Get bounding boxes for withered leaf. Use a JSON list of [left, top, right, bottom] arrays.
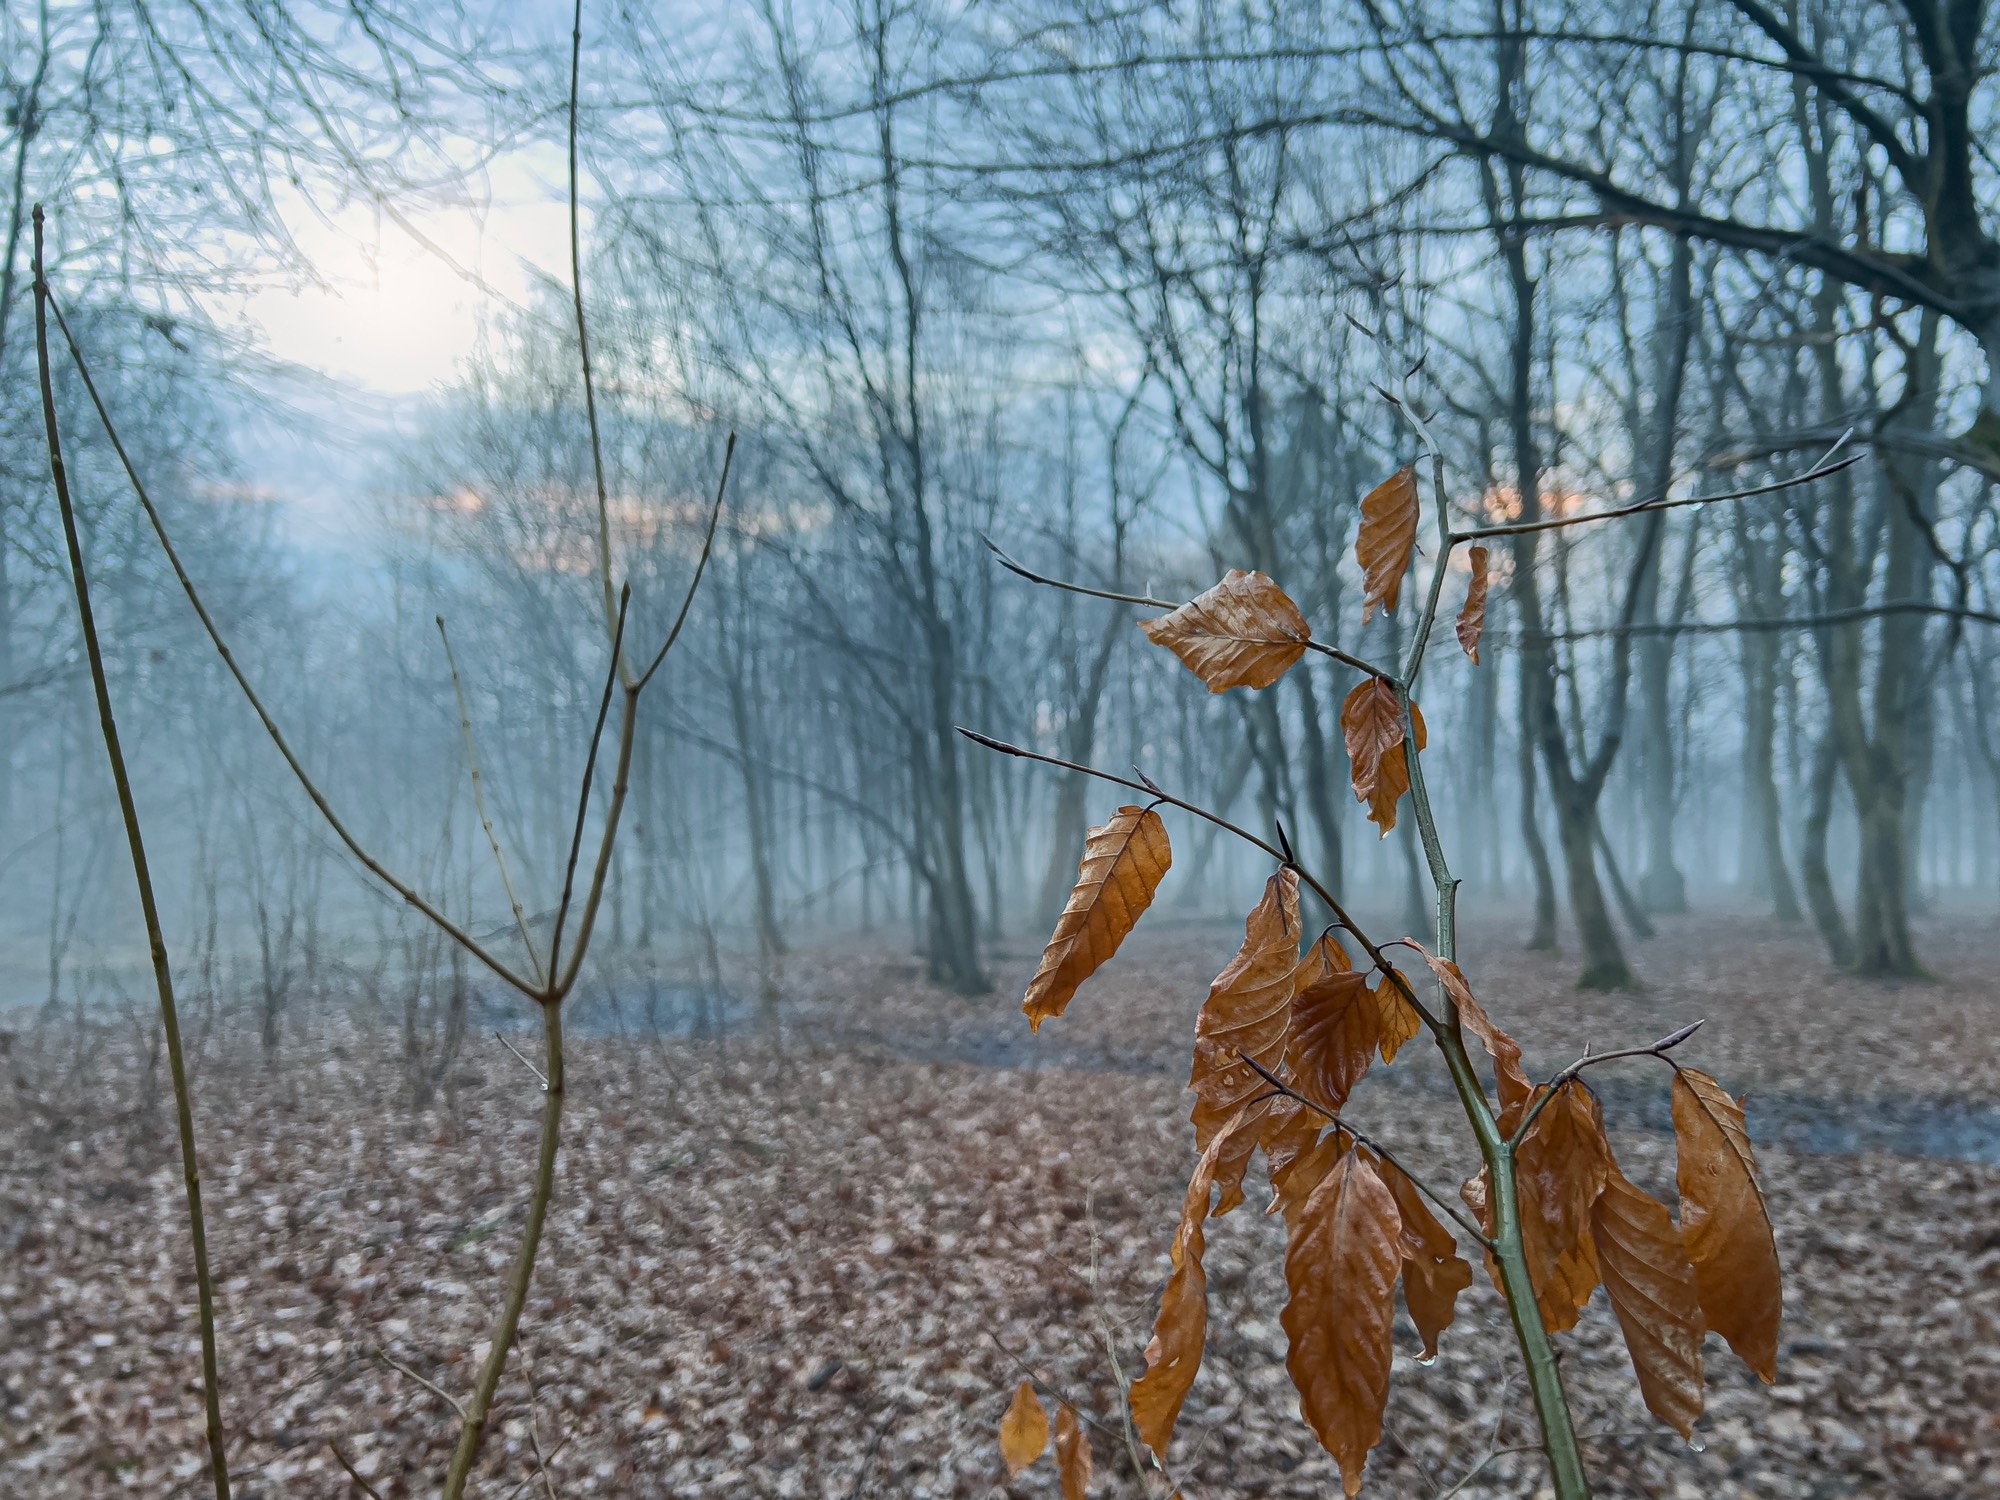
[[1513, 1081, 1612, 1332], [1129, 1107, 1260, 1459], [1340, 678, 1427, 836], [1593, 1162, 1706, 1438], [1372, 975, 1423, 1065], [1358, 466, 1420, 622], [1000, 1380, 1049, 1476], [1457, 545, 1490, 663], [1412, 947, 1532, 1118], [1023, 806, 1172, 1031], [1287, 965, 1378, 1114], [1281, 1150, 1403, 1497], [1673, 1069, 1781, 1382], [1376, 1154, 1473, 1360], [1055, 1402, 1092, 1500], [1140, 569, 1311, 691], [1190, 870, 1301, 1214]]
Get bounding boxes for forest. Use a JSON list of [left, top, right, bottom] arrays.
[[2, 1, 1999, 1496]]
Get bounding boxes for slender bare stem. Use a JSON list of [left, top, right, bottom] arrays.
[[494, 1029, 550, 1089], [46, 292, 532, 993], [376, 1348, 468, 1420], [325, 1440, 388, 1500], [635, 432, 736, 691], [439, 616, 545, 987], [545, 588, 631, 985], [442, 1000, 566, 1498], [1505, 1021, 1705, 1147], [569, 0, 618, 655], [34, 207, 231, 1500]]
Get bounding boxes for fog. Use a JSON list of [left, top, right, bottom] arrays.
[[5, 2, 1999, 1496]]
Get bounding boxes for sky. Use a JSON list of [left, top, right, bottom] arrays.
[[236, 145, 576, 398]]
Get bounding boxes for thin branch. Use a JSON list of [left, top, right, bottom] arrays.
[[569, 0, 617, 654], [1451, 448, 1862, 544], [982, 533, 1394, 679], [1084, 1190, 1157, 1495], [325, 1439, 388, 1500], [1507, 1021, 1705, 1146], [635, 431, 736, 691], [35, 206, 232, 1500], [519, 1348, 562, 1500], [1239, 1056, 1493, 1247], [47, 291, 532, 994], [439, 617, 545, 987], [545, 588, 631, 990], [953, 727, 1443, 1035], [375, 1348, 468, 1421], [494, 1029, 550, 1090]]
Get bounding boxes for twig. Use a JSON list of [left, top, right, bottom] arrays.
[[1238, 1055, 1493, 1248], [33, 205, 232, 1500], [1085, 1189, 1167, 1496], [499, 1438, 572, 1500], [1449, 447, 1863, 544], [544, 588, 631, 986], [494, 1029, 549, 1089], [375, 1348, 468, 1420], [325, 1439, 388, 1500], [46, 291, 531, 993], [980, 533, 1394, 680], [439, 616, 545, 987], [568, 0, 617, 653], [1506, 1021, 1705, 1146], [952, 728, 1444, 1037], [635, 433, 737, 691], [520, 1348, 562, 1500]]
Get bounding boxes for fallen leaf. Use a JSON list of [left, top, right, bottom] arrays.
[[1055, 1402, 1092, 1500]]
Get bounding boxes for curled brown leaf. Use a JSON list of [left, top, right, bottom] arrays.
[[1358, 466, 1420, 622], [1140, 569, 1311, 691], [1673, 1068, 1781, 1382], [1457, 545, 1490, 663], [1593, 1161, 1706, 1438], [1022, 806, 1172, 1031], [1340, 679, 1427, 836]]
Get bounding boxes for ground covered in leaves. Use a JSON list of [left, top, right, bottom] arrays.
[[3, 911, 1997, 1498]]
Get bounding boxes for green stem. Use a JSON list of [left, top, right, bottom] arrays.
[[34, 207, 231, 1500]]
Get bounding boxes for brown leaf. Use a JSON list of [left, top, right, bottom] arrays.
[[1129, 1108, 1260, 1459], [1377, 1155, 1473, 1360], [1281, 1150, 1403, 1497], [1000, 1379, 1049, 1476], [1022, 806, 1172, 1031], [1593, 1162, 1706, 1438], [1271, 1124, 1349, 1229], [1457, 545, 1490, 663], [1673, 1069, 1781, 1382], [1190, 870, 1301, 1214], [1340, 678, 1427, 836], [1358, 466, 1420, 622], [1412, 947, 1532, 1116], [1287, 966, 1377, 1114], [1372, 976, 1423, 1065], [1055, 1402, 1093, 1500], [1140, 569, 1311, 691], [1513, 1081, 1612, 1332]]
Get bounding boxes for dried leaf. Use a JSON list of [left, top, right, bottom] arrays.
[[1287, 966, 1377, 1114], [1457, 545, 1490, 662], [1372, 976, 1423, 1065], [1023, 806, 1172, 1031], [1412, 947, 1533, 1116], [1673, 1069, 1781, 1382], [1140, 569, 1311, 691], [1000, 1380, 1049, 1476], [1358, 466, 1420, 621], [1055, 1402, 1093, 1500], [1513, 1081, 1612, 1332], [1190, 870, 1301, 1214], [1377, 1155, 1473, 1360], [1129, 1108, 1260, 1459], [1340, 678, 1427, 836], [1272, 1125, 1349, 1229], [1281, 1150, 1403, 1497], [1593, 1163, 1706, 1438]]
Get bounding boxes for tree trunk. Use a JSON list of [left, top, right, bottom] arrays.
[[1800, 735, 1854, 968]]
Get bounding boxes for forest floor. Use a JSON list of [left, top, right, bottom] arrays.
[[3, 908, 1998, 1499]]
